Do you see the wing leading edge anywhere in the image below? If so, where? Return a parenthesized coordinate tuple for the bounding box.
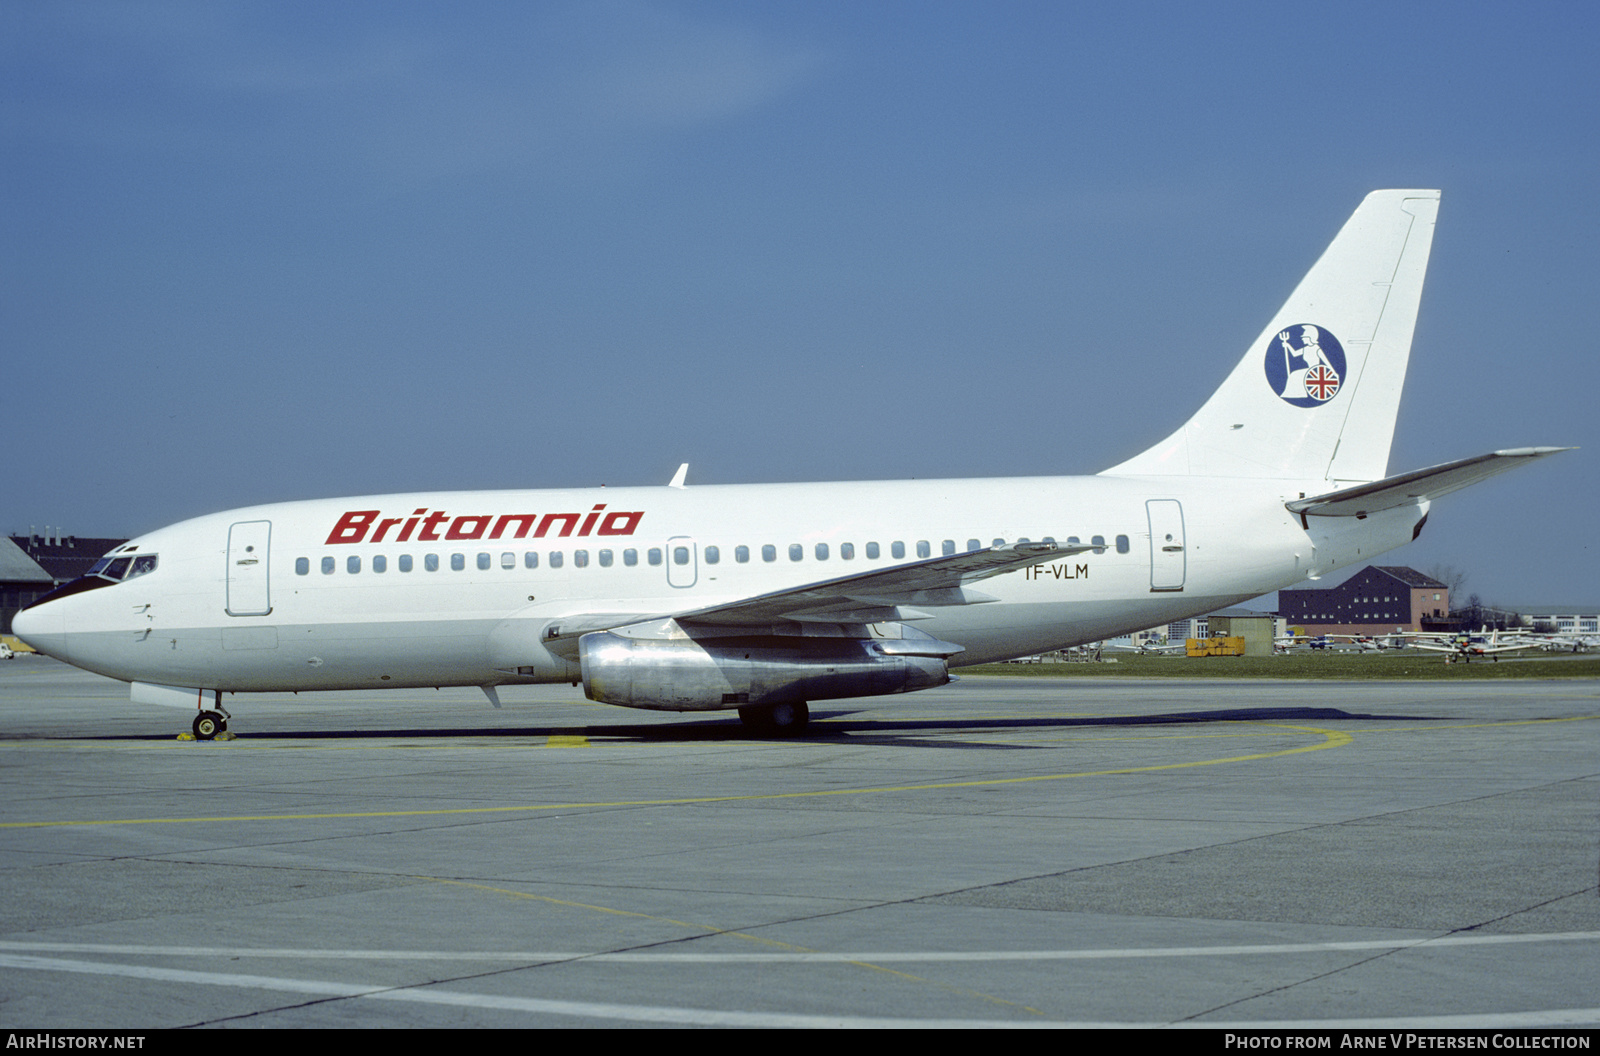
(540, 540, 1090, 649)
(674, 540, 1091, 626)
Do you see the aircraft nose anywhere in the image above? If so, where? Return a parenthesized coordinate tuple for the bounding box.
(10, 595, 62, 654)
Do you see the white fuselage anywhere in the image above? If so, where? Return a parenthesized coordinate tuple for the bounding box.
(13, 472, 1424, 698)
(14, 191, 1559, 728)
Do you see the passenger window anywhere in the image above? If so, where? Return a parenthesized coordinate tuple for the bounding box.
(648, 548, 662, 566)
(788, 543, 803, 561)
(993, 538, 1005, 547)
(866, 542, 880, 559)
(322, 556, 335, 575)
(623, 549, 637, 566)
(501, 552, 515, 569)
(916, 541, 930, 558)
(524, 552, 538, 569)
(942, 540, 955, 556)
(477, 553, 492, 570)
(967, 539, 981, 552)
(574, 550, 588, 567)
(399, 554, 413, 572)
(425, 554, 439, 572)
(296, 557, 309, 576)
(762, 545, 777, 562)
(1116, 534, 1130, 554)
(373, 555, 387, 573)
(815, 543, 829, 560)
(891, 541, 905, 559)
(550, 551, 564, 568)
(705, 546, 719, 564)
(451, 553, 465, 571)
(599, 549, 613, 567)
(1092, 535, 1106, 553)
(735, 545, 749, 563)
(840, 543, 854, 560)
(674, 546, 690, 565)
(347, 556, 361, 574)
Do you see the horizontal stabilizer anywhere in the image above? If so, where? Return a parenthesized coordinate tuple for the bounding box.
(1286, 447, 1573, 518)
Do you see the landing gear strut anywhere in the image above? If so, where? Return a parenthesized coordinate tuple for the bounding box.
(738, 701, 810, 735)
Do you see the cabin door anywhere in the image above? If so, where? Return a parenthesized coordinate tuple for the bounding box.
(226, 520, 273, 616)
(1146, 500, 1186, 592)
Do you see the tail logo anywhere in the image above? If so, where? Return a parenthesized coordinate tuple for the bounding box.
(1264, 324, 1345, 407)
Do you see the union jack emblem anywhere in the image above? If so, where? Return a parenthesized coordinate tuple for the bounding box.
(1304, 364, 1340, 401)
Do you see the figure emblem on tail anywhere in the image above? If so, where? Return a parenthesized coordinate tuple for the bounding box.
(1265, 323, 1345, 407)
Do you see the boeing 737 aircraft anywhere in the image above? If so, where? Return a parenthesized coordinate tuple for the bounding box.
(13, 190, 1570, 736)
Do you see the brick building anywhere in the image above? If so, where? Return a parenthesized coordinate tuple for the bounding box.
(1278, 566, 1450, 636)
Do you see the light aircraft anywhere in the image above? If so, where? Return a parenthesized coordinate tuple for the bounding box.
(1539, 633, 1598, 653)
(1321, 633, 1406, 652)
(1107, 638, 1187, 656)
(1276, 633, 1329, 651)
(13, 190, 1572, 737)
(1402, 628, 1541, 663)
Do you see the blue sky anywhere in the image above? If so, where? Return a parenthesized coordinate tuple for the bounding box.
(4, 1, 1595, 607)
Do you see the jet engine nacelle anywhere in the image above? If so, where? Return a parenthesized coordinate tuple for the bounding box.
(578, 629, 954, 712)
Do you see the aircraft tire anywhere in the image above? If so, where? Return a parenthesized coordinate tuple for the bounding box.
(192, 711, 222, 741)
(738, 701, 810, 735)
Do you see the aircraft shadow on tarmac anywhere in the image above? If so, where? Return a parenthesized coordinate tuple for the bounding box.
(64, 705, 1450, 747)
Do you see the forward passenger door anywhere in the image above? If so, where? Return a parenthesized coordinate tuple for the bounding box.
(226, 520, 272, 615)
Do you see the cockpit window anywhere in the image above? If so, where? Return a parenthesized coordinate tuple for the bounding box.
(24, 552, 157, 609)
(85, 554, 158, 582)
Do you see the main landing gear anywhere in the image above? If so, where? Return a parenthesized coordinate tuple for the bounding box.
(192, 708, 231, 741)
(737, 701, 810, 735)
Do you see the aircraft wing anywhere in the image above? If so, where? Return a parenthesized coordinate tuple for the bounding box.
(1287, 447, 1573, 519)
(672, 540, 1094, 627)
(538, 541, 1094, 652)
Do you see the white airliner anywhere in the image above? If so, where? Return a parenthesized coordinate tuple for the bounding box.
(13, 190, 1571, 737)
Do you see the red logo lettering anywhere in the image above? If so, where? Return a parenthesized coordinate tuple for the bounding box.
(326, 510, 379, 545)
(598, 510, 643, 536)
(328, 508, 645, 543)
(446, 515, 491, 541)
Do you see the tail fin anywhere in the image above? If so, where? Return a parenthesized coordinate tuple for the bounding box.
(1103, 189, 1440, 483)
